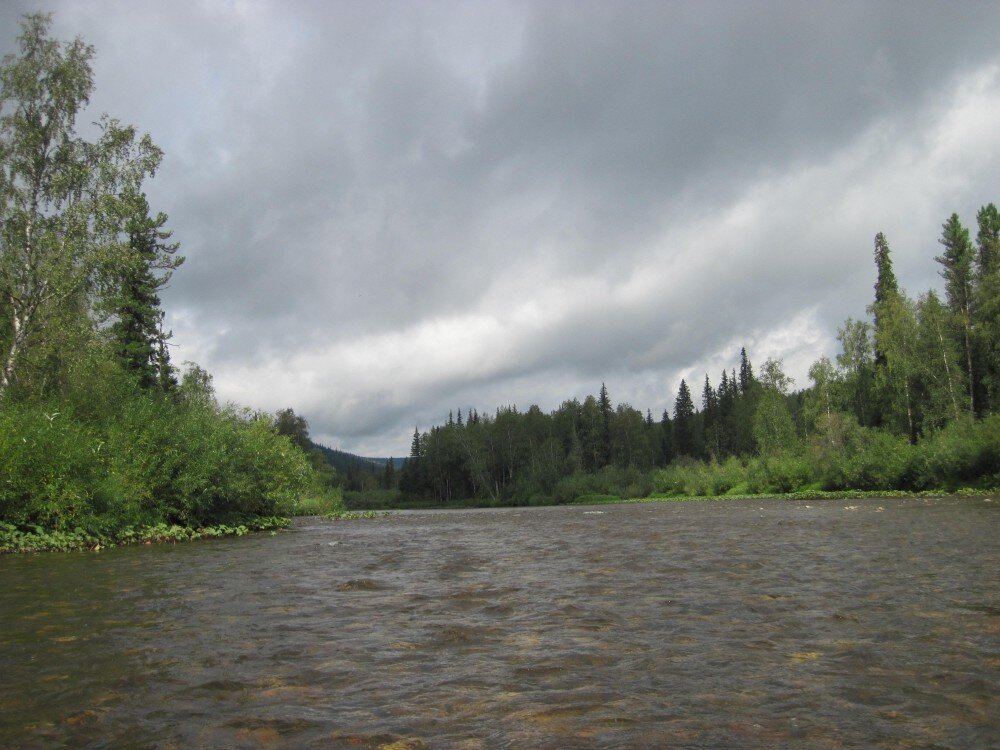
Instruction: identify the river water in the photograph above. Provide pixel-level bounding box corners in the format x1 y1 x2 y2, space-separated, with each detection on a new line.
1 497 997 749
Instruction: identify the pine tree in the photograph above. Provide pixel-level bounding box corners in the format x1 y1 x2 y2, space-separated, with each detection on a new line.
935 213 976 416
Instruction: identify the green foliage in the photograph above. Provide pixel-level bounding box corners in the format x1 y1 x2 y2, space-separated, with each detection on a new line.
0 362 317 537
652 456 746 497
0 403 106 528
0 516 289 554
910 414 1000 490
746 452 812 494
551 466 652 505
808 417 914 491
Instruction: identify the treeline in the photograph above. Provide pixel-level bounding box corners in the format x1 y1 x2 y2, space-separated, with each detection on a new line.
0 16 328 536
394 205 1000 506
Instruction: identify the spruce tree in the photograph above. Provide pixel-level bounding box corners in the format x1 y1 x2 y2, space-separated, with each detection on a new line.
975 203 1000 412
701 374 719 458
735 351 759 453
598 382 612 467
717 369 736 456
868 231 914 431
738 347 757 399
673 379 696 457
935 213 976 416
871 232 898 369
382 458 396 489
660 410 674 465
105 190 182 389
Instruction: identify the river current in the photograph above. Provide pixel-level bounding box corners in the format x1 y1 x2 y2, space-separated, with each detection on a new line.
1 496 997 748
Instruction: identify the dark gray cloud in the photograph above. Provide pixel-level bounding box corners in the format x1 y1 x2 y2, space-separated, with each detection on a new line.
2 1 999 455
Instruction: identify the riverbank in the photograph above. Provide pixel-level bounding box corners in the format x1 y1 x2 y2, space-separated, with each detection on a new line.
345 486 999 511
574 487 1000 505
0 516 290 554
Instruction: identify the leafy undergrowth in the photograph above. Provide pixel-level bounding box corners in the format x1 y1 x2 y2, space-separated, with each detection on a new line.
572 487 999 505
0 516 290 554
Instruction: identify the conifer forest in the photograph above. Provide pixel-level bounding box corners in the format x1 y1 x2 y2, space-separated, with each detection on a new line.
386 213 1000 508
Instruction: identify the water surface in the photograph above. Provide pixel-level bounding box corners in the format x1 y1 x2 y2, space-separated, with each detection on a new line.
1 496 997 748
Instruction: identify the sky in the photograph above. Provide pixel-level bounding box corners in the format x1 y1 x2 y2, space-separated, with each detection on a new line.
2 1 999 457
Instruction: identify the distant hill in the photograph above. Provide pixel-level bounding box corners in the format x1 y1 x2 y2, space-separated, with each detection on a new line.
308 441 405 474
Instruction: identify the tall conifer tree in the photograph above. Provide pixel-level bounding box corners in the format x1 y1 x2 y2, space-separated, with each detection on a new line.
598 382 612 467
936 213 976 416
701 374 719 458
673 379 696 457
975 203 1000 411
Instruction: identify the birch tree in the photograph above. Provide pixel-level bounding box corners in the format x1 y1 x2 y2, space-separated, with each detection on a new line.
0 14 94 395
0 15 176 397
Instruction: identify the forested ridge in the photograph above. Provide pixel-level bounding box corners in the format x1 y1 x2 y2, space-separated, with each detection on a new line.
0 15 338 550
382 207 1000 508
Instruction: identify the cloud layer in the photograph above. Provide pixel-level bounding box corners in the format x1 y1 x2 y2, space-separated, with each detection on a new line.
2 1 999 455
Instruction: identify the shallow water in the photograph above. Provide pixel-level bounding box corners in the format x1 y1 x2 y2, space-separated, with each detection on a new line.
1 496 997 749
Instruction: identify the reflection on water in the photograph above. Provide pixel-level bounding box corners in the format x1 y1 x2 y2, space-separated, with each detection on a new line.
1 497 997 748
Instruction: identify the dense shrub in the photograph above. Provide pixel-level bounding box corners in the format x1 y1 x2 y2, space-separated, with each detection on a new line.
911 415 1000 490
552 466 652 504
651 457 749 497
0 390 315 532
746 453 812 494
0 403 107 528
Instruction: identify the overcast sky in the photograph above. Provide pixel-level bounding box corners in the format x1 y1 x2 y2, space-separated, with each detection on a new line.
3 1 999 456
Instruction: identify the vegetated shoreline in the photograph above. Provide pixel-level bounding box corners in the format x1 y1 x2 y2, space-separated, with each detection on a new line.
343 486 999 512
572 487 999 505
0 515 290 555
6 488 994 554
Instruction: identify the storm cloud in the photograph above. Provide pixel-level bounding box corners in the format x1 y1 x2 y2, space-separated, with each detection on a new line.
2 1 999 455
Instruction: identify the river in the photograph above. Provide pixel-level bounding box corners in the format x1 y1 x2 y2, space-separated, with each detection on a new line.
1 496 997 748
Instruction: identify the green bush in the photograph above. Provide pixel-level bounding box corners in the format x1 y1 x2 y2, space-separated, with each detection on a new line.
0 403 106 529
552 466 652 504
746 453 812 494
808 415 914 491
911 415 1000 490
1 385 316 534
